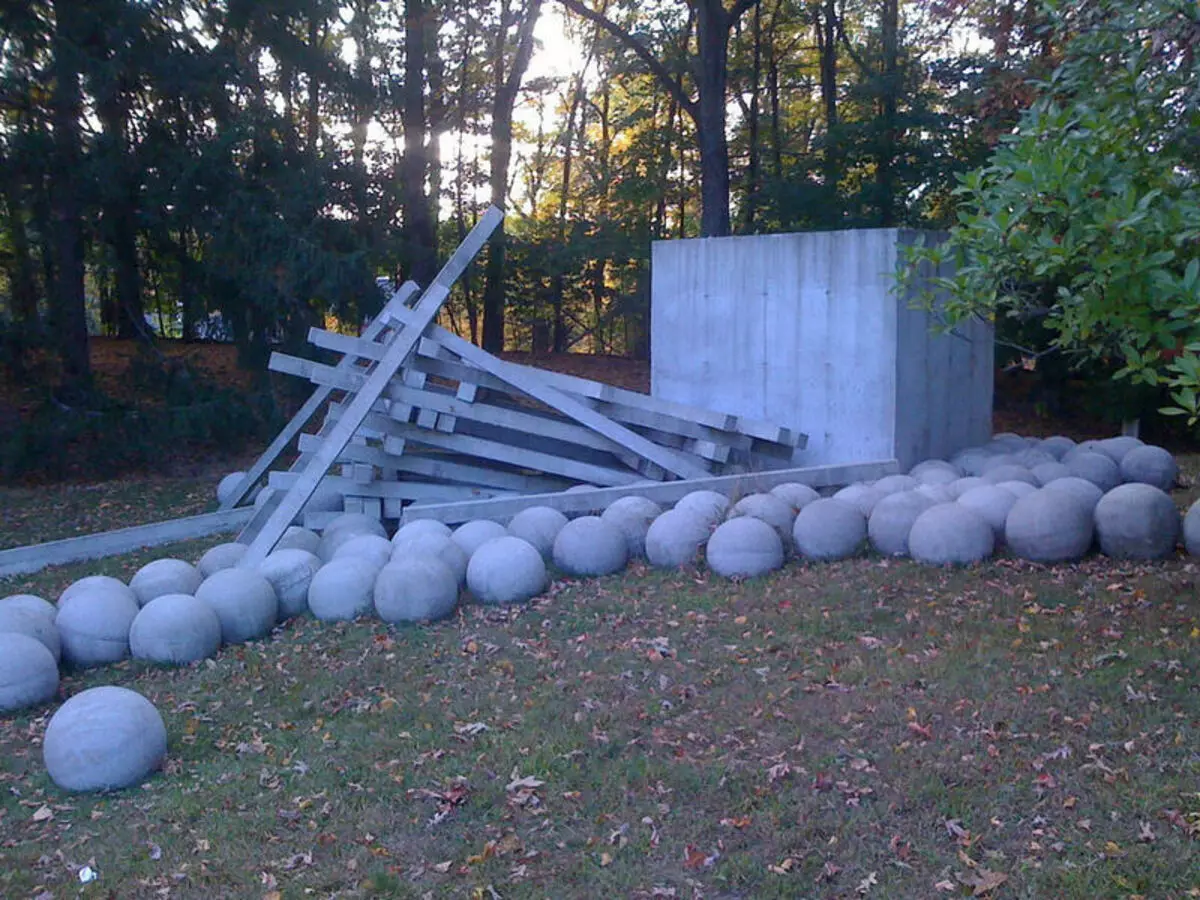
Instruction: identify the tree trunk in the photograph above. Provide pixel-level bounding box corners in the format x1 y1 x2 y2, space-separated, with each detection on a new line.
96 78 145 340
877 0 899 226
738 1 762 232
1 170 39 325
817 0 839 199
694 0 733 237
402 0 438 285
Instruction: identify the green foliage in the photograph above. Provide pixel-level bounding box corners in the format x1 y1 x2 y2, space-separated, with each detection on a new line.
901 0 1200 421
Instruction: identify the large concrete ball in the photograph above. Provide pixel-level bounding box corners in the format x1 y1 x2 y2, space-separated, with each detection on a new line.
979 454 1020 475
1031 461 1071 486
0 633 58 712
645 509 711 569
318 514 387 561
58 576 136 611
306 480 345 515
0 594 57 623
451 519 509 559
956 485 1019 539
307 557 377 622
56 587 138 667
43 686 166 793
947 477 987 500
333 533 393 570
216 471 249 506
375 558 460 622
873 474 920 495
908 504 994 566
915 483 954 504
1066 451 1122 492
392 519 453 547
1041 476 1105 514
728 493 796 546
129 594 222 664
276 526 322 556
833 483 887 517
1062 439 1103 463
466 536 548 606
1004 489 1095 562
129 559 203 608
1096 436 1144 465
706 517 784 579
951 448 991 477
601 498 662 559
390 533 469 585
770 482 822 512
195 569 278 643
995 480 1038 500
792 498 867 561
868 491 935 557
1016 448 1058 470
1184 499 1200 556
506 506 569 559
673 490 730 527
196 543 247 578
909 459 963 481
258 549 322 619
983 465 1038 487
0 605 61 662
989 432 1031 452
1036 435 1077 460
1094 484 1181 560
553 516 628 576
1119 445 1178 491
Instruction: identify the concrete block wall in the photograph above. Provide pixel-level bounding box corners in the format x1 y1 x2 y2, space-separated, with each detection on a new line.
650 229 993 471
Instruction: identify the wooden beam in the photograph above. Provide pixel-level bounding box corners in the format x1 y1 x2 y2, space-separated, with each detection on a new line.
267 472 513 502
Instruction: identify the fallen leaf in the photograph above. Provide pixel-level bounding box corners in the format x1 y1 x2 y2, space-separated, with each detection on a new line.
506 775 545 792
957 866 1008 896
432 860 453 873
857 871 878 894
30 805 53 823
598 852 613 867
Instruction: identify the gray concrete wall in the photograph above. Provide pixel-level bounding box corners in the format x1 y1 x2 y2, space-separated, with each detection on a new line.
650 229 993 470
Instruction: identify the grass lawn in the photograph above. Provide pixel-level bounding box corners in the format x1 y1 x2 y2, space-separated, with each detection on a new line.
1 470 1198 898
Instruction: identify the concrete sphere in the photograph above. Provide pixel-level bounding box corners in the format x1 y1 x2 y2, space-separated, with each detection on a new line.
1066 451 1122 492
706 517 784 578
58 576 136 611
873 474 920 495
957 485 1020 539
307 557 377 622
1093 484 1181 560
196 543 247 578
951 448 991 477
983 465 1037 487
1041 476 1105 514
673 490 730 527
375 558 460 622
868 490 936 557
909 459 963 482
1016 448 1058 470
130 559 203 608
129 594 222 664
908 504 995 566
645 509 711 569
1096 436 1144 465
56 587 138 667
1005 489 1095 562
946 476 987 500
553 516 628 576
769 482 821 512
333 533 393 570
306 480 345 515
390 533 469 585
0 606 61 662
0 594 56 623
43 686 166 793
995 480 1038 499
979 454 1020 475
728 493 796 546
1036 436 1077 460
1062 439 1103 463
466 536 547 605
216 471 249 506
258 549 322 619
601 498 662 559
506 506 569 559
0 633 58 711
915 483 954 504
1031 461 1071 486
1119 445 1178 491
833 483 887 518
276 526 322 556
989 432 1031 452
1184 499 1200 556
392 518 452 546
792 498 867 561
319 514 387 561
451 519 509 558
195 569 278 643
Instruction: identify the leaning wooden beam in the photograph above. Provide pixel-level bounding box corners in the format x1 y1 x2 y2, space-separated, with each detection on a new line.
237 205 503 567
267 472 513 502
219 282 421 511
399 459 900 524
0 508 255 578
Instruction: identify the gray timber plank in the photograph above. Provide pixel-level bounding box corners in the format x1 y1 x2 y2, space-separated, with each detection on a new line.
0 509 255 578
238 206 502 567
399 460 900 524
267 472 513 502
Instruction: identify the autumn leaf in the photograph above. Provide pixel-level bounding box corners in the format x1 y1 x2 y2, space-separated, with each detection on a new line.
957 867 1008 896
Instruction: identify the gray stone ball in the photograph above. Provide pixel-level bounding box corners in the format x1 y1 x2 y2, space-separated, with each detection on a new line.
196 543 247 578
0 594 56 623
56 586 138 667
792 498 867 561
375 557 460 621
1184 499 1200 556
833 483 887 517
1004 489 1095 562
1093 484 1181 560
979 454 1020 475
908 503 995 566
982 464 1037 486
553 516 628 576
58 576 136 610
195 569 278 643
873 474 920 495
0 633 58 711
868 490 936 557
129 594 222 664
390 533 469 585
466 536 547 605
706 517 784 578
1119 445 1177 491
1036 435 1077 460
276 526 322 556
451 519 509 559
915 483 954 504
956 485 1020 539
1041 475 1105 514
673 490 730 527
506 506 569 559
909 459 963 482
728 493 796 546
130 559 203 608
306 480 345 515
1096 436 1144 465
995 480 1038 499
1066 451 1122 492
947 476 987 500
392 518 453 546
319 513 387 561
43 686 166 793
950 448 991 476
769 482 822 511
645 509 711 569
989 432 1031 452
0 606 61 662
1015 448 1058 469
1062 439 1103 463
1031 461 1071 486
333 533 393 570
216 471 249 506
306 557 377 622
258 549 322 619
